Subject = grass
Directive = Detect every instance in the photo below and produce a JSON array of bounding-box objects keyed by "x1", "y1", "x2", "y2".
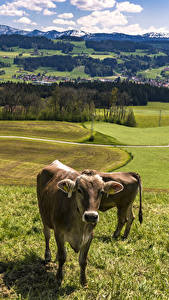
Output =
[
  {"x1": 96, "y1": 102, "x2": 169, "y2": 128},
  {"x1": 117, "y1": 147, "x2": 169, "y2": 190},
  {"x1": 0, "y1": 120, "x2": 92, "y2": 142},
  {"x1": 132, "y1": 102, "x2": 169, "y2": 128},
  {"x1": 137, "y1": 66, "x2": 164, "y2": 79},
  {"x1": 0, "y1": 138, "x2": 130, "y2": 185},
  {"x1": 0, "y1": 120, "x2": 169, "y2": 298},
  {"x1": 85, "y1": 121, "x2": 169, "y2": 145},
  {"x1": 0, "y1": 185, "x2": 169, "y2": 299},
  {"x1": 0, "y1": 42, "x2": 169, "y2": 82}
]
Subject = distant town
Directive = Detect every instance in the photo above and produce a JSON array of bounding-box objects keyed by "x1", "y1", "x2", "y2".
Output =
[{"x1": 12, "y1": 71, "x2": 169, "y2": 89}]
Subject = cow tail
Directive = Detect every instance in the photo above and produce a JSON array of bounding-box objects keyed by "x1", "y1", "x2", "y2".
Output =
[{"x1": 137, "y1": 173, "x2": 143, "y2": 224}]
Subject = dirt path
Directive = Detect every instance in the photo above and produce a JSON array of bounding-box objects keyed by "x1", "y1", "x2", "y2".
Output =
[{"x1": 0, "y1": 135, "x2": 169, "y2": 147}]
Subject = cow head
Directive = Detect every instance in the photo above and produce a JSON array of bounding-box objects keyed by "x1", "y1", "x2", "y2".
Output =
[{"x1": 57, "y1": 171, "x2": 123, "y2": 224}]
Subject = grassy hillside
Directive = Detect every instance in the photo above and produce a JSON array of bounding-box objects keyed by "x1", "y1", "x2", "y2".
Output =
[
  {"x1": 0, "y1": 186, "x2": 168, "y2": 299},
  {"x1": 0, "y1": 39, "x2": 169, "y2": 81},
  {"x1": 118, "y1": 147, "x2": 169, "y2": 190},
  {"x1": 132, "y1": 102, "x2": 169, "y2": 127},
  {"x1": 0, "y1": 121, "x2": 91, "y2": 142},
  {"x1": 85, "y1": 121, "x2": 169, "y2": 145},
  {"x1": 0, "y1": 119, "x2": 168, "y2": 299}
]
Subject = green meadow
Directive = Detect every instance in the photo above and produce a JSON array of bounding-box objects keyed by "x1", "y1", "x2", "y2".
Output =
[
  {"x1": 85, "y1": 121, "x2": 169, "y2": 145},
  {"x1": 96, "y1": 102, "x2": 169, "y2": 128},
  {"x1": 0, "y1": 119, "x2": 169, "y2": 299}
]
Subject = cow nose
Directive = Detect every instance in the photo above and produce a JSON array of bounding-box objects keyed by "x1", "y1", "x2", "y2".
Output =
[{"x1": 83, "y1": 211, "x2": 99, "y2": 223}]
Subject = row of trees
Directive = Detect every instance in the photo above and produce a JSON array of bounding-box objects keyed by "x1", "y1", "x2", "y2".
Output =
[
  {"x1": 86, "y1": 40, "x2": 152, "y2": 52},
  {"x1": 0, "y1": 82, "x2": 136, "y2": 126}
]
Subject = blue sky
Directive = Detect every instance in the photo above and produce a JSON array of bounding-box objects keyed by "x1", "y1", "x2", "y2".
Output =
[{"x1": 0, "y1": 0, "x2": 169, "y2": 34}]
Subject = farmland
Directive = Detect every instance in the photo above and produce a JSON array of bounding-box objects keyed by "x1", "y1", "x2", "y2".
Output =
[
  {"x1": 0, "y1": 117, "x2": 169, "y2": 299},
  {"x1": 0, "y1": 36, "x2": 169, "y2": 82},
  {"x1": 132, "y1": 101, "x2": 169, "y2": 127}
]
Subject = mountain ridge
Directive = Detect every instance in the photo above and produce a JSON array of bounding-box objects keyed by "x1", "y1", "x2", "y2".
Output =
[{"x1": 0, "y1": 24, "x2": 169, "y2": 41}]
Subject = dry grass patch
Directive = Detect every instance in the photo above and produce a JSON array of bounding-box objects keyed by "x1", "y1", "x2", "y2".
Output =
[{"x1": 0, "y1": 138, "x2": 130, "y2": 185}]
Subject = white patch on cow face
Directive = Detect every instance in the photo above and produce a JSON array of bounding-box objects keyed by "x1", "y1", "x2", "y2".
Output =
[
  {"x1": 52, "y1": 160, "x2": 74, "y2": 173},
  {"x1": 82, "y1": 211, "x2": 99, "y2": 224}
]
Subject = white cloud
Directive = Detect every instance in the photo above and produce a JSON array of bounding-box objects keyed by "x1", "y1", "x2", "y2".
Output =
[
  {"x1": 16, "y1": 17, "x2": 37, "y2": 25},
  {"x1": 70, "y1": 0, "x2": 116, "y2": 11},
  {"x1": 14, "y1": 0, "x2": 56, "y2": 11},
  {"x1": 0, "y1": 0, "x2": 66, "y2": 15},
  {"x1": 17, "y1": 17, "x2": 32, "y2": 24},
  {"x1": 116, "y1": 1, "x2": 143, "y2": 13},
  {"x1": 43, "y1": 9, "x2": 56, "y2": 15},
  {"x1": 144, "y1": 26, "x2": 169, "y2": 34},
  {"x1": 58, "y1": 13, "x2": 74, "y2": 19},
  {"x1": 0, "y1": 3, "x2": 25, "y2": 16},
  {"x1": 53, "y1": 18, "x2": 76, "y2": 26},
  {"x1": 42, "y1": 25, "x2": 74, "y2": 32},
  {"x1": 77, "y1": 10, "x2": 128, "y2": 33}
]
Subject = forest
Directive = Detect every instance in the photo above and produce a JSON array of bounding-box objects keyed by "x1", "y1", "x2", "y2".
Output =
[
  {"x1": 14, "y1": 55, "x2": 117, "y2": 76},
  {"x1": 0, "y1": 34, "x2": 74, "y2": 52},
  {"x1": 0, "y1": 80, "x2": 169, "y2": 125},
  {"x1": 85, "y1": 40, "x2": 153, "y2": 52}
]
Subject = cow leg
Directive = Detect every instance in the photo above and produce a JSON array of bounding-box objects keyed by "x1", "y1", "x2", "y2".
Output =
[
  {"x1": 123, "y1": 204, "x2": 135, "y2": 239},
  {"x1": 113, "y1": 206, "x2": 127, "y2": 238},
  {"x1": 79, "y1": 234, "x2": 93, "y2": 286},
  {"x1": 43, "y1": 225, "x2": 51, "y2": 263},
  {"x1": 54, "y1": 232, "x2": 66, "y2": 286}
]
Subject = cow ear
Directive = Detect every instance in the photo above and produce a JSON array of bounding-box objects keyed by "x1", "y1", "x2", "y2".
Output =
[
  {"x1": 57, "y1": 179, "x2": 75, "y2": 198},
  {"x1": 104, "y1": 181, "x2": 123, "y2": 196}
]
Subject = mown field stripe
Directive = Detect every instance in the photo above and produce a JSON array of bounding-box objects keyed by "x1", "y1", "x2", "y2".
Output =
[{"x1": 0, "y1": 135, "x2": 169, "y2": 148}]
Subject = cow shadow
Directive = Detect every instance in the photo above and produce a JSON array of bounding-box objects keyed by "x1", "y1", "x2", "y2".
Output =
[{"x1": 1, "y1": 252, "x2": 76, "y2": 299}]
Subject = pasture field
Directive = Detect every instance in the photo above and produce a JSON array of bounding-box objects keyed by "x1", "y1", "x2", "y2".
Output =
[
  {"x1": 118, "y1": 147, "x2": 169, "y2": 190},
  {"x1": 0, "y1": 121, "x2": 91, "y2": 142},
  {"x1": 96, "y1": 102, "x2": 169, "y2": 128},
  {"x1": 35, "y1": 65, "x2": 90, "y2": 79},
  {"x1": 0, "y1": 138, "x2": 130, "y2": 185},
  {"x1": 0, "y1": 120, "x2": 169, "y2": 299},
  {"x1": 132, "y1": 102, "x2": 169, "y2": 127},
  {"x1": 0, "y1": 186, "x2": 169, "y2": 299},
  {"x1": 137, "y1": 67, "x2": 164, "y2": 79},
  {"x1": 85, "y1": 121, "x2": 169, "y2": 145}
]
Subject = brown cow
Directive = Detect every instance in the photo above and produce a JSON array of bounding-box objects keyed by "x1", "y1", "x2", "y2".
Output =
[
  {"x1": 98, "y1": 171, "x2": 142, "y2": 239},
  {"x1": 37, "y1": 160, "x2": 123, "y2": 286}
]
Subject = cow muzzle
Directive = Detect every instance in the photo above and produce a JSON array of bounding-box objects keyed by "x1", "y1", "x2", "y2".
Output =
[{"x1": 82, "y1": 211, "x2": 99, "y2": 224}]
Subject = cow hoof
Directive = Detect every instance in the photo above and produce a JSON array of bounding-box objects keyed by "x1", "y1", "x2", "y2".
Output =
[
  {"x1": 80, "y1": 276, "x2": 87, "y2": 287},
  {"x1": 81, "y1": 280, "x2": 87, "y2": 287},
  {"x1": 45, "y1": 251, "x2": 51, "y2": 264},
  {"x1": 112, "y1": 233, "x2": 119, "y2": 239}
]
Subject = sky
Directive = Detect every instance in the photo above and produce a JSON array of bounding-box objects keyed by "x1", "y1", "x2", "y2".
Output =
[{"x1": 0, "y1": 0, "x2": 169, "y2": 35}]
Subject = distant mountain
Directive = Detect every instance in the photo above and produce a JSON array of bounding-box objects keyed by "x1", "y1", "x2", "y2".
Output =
[
  {"x1": 1, "y1": 24, "x2": 169, "y2": 42},
  {"x1": 0, "y1": 24, "x2": 28, "y2": 36}
]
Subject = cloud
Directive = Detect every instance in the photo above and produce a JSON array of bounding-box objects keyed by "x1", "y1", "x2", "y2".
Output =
[
  {"x1": 14, "y1": 0, "x2": 56, "y2": 11},
  {"x1": 77, "y1": 9, "x2": 128, "y2": 33},
  {"x1": 0, "y1": 3, "x2": 25, "y2": 16},
  {"x1": 116, "y1": 1, "x2": 143, "y2": 13},
  {"x1": 43, "y1": 9, "x2": 56, "y2": 15},
  {"x1": 42, "y1": 25, "x2": 74, "y2": 32},
  {"x1": 144, "y1": 26, "x2": 169, "y2": 34},
  {"x1": 58, "y1": 13, "x2": 74, "y2": 19},
  {"x1": 53, "y1": 18, "x2": 76, "y2": 26},
  {"x1": 70, "y1": 0, "x2": 116, "y2": 11},
  {"x1": 16, "y1": 17, "x2": 37, "y2": 25},
  {"x1": 0, "y1": 0, "x2": 66, "y2": 15}
]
